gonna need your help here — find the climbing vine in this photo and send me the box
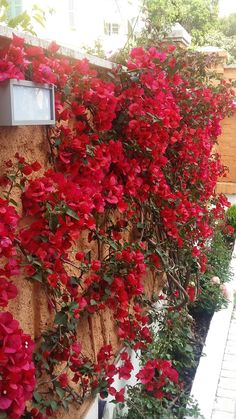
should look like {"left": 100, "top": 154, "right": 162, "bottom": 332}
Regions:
{"left": 0, "top": 34, "right": 234, "bottom": 417}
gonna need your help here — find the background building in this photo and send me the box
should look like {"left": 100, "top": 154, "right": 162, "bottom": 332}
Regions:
{"left": 8, "top": 0, "right": 142, "bottom": 54}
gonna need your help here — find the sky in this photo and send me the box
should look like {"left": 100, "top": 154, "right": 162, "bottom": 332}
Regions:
{"left": 219, "top": 0, "right": 236, "bottom": 16}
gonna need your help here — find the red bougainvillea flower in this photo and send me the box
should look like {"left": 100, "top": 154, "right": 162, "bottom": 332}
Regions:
{"left": 109, "top": 386, "right": 125, "bottom": 402}
{"left": 58, "top": 373, "right": 69, "bottom": 388}
{"left": 136, "top": 359, "right": 155, "bottom": 384}
{"left": 186, "top": 285, "right": 196, "bottom": 302}
{"left": 0, "top": 200, "right": 19, "bottom": 294}
{"left": 0, "top": 312, "right": 35, "bottom": 418}
{"left": 118, "top": 352, "right": 133, "bottom": 380}
{"left": 136, "top": 358, "right": 179, "bottom": 398}
{"left": 0, "top": 198, "right": 19, "bottom": 259}
{"left": 29, "top": 407, "right": 46, "bottom": 419}
{"left": 0, "top": 277, "right": 17, "bottom": 307}
{"left": 222, "top": 224, "right": 234, "bottom": 236}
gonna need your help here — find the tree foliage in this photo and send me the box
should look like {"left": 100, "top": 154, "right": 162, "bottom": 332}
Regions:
{"left": 139, "top": 0, "right": 236, "bottom": 62}
{"left": 220, "top": 12, "right": 236, "bottom": 37}
{"left": 0, "top": 0, "right": 45, "bottom": 35}
{"left": 142, "top": 0, "right": 219, "bottom": 45}
{"left": 203, "top": 29, "right": 236, "bottom": 63}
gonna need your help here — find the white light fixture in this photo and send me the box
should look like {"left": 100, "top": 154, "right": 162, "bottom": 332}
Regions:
{"left": 0, "top": 79, "right": 55, "bottom": 126}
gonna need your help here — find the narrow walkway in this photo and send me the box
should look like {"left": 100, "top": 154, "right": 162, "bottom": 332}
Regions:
{"left": 211, "top": 308, "right": 236, "bottom": 419}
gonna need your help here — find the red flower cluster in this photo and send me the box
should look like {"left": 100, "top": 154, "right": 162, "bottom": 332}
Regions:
{"left": 0, "top": 199, "right": 19, "bottom": 306}
{"left": 20, "top": 171, "right": 96, "bottom": 288}
{"left": 0, "top": 312, "right": 35, "bottom": 418}
{"left": 84, "top": 247, "right": 146, "bottom": 312}
{"left": 93, "top": 346, "right": 132, "bottom": 402}
{"left": 0, "top": 198, "right": 18, "bottom": 259}
{"left": 136, "top": 358, "right": 179, "bottom": 399}
{"left": 222, "top": 224, "right": 235, "bottom": 236}
{"left": 0, "top": 277, "right": 17, "bottom": 307}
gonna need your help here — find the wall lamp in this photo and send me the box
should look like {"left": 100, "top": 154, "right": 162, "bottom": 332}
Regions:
{"left": 0, "top": 79, "right": 55, "bottom": 126}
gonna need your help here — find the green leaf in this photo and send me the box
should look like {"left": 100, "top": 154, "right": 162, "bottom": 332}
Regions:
{"left": 104, "top": 274, "right": 113, "bottom": 284}
{"left": 33, "top": 391, "right": 42, "bottom": 403}
{"left": 55, "top": 138, "right": 61, "bottom": 146}
{"left": 37, "top": 235, "right": 49, "bottom": 243}
{"left": 55, "top": 311, "right": 68, "bottom": 326}
{"left": 32, "top": 259, "right": 43, "bottom": 267}
{"left": 32, "top": 272, "right": 43, "bottom": 283}
{"left": 9, "top": 198, "right": 18, "bottom": 206}
{"left": 33, "top": 13, "right": 45, "bottom": 26}
{"left": 68, "top": 320, "right": 77, "bottom": 331}
{"left": 137, "top": 222, "right": 144, "bottom": 229}
{"left": 185, "top": 344, "right": 193, "bottom": 353}
{"left": 49, "top": 214, "right": 59, "bottom": 231}
{"left": 56, "top": 386, "right": 66, "bottom": 398}
{"left": 46, "top": 202, "right": 52, "bottom": 212}
{"left": 65, "top": 207, "right": 79, "bottom": 220}
{"left": 15, "top": 182, "right": 25, "bottom": 191}
{"left": 69, "top": 301, "right": 79, "bottom": 311}
{"left": 146, "top": 112, "right": 163, "bottom": 123}
{"left": 108, "top": 240, "right": 118, "bottom": 250}
{"left": 90, "top": 299, "right": 97, "bottom": 306}
{"left": 62, "top": 399, "right": 69, "bottom": 410}
{"left": 105, "top": 287, "right": 111, "bottom": 295}
{"left": 50, "top": 400, "right": 59, "bottom": 412}
{"left": 69, "top": 276, "right": 81, "bottom": 287}
{"left": 63, "top": 85, "right": 71, "bottom": 96}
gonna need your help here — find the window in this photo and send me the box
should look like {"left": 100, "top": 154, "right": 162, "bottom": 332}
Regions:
{"left": 9, "top": 0, "right": 23, "bottom": 19}
{"left": 112, "top": 23, "right": 119, "bottom": 35}
{"left": 104, "top": 22, "right": 120, "bottom": 36}
{"left": 68, "top": 0, "right": 76, "bottom": 30}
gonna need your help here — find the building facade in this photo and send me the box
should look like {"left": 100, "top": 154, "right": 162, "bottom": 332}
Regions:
{"left": 8, "top": 0, "right": 142, "bottom": 54}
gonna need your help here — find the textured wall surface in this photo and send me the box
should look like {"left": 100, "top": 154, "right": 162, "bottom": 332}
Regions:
{"left": 217, "top": 112, "right": 236, "bottom": 195}
{"left": 0, "top": 125, "right": 50, "bottom": 342}
{"left": 0, "top": 126, "right": 90, "bottom": 418}
{"left": 216, "top": 65, "right": 236, "bottom": 195}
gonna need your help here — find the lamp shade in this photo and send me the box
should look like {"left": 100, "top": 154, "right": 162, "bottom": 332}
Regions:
{"left": 0, "top": 79, "right": 55, "bottom": 126}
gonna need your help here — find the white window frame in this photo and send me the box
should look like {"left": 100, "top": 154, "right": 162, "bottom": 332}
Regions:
{"left": 104, "top": 21, "right": 120, "bottom": 36}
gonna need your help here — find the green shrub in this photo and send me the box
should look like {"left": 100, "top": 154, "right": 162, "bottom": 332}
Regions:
{"left": 113, "top": 308, "right": 201, "bottom": 418}
{"left": 115, "top": 385, "right": 202, "bottom": 418}
{"left": 115, "top": 227, "right": 232, "bottom": 418}
{"left": 146, "top": 308, "right": 196, "bottom": 377}
{"left": 207, "top": 229, "right": 232, "bottom": 282}
{"left": 191, "top": 279, "right": 229, "bottom": 315}
{"left": 190, "top": 229, "right": 231, "bottom": 315}
{"left": 226, "top": 204, "right": 236, "bottom": 232}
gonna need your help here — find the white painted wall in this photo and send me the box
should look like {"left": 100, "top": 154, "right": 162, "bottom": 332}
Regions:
{"left": 226, "top": 194, "right": 236, "bottom": 206}
{"left": 83, "top": 348, "right": 141, "bottom": 419}
{"left": 20, "top": 0, "right": 143, "bottom": 54}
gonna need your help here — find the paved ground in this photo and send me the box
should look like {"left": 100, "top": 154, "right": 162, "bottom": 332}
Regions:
{"left": 211, "top": 308, "right": 236, "bottom": 419}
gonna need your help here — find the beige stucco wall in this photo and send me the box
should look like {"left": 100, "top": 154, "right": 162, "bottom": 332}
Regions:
{"left": 215, "top": 65, "right": 236, "bottom": 195}
{"left": 1, "top": 125, "right": 49, "bottom": 341}
{"left": 216, "top": 112, "right": 236, "bottom": 195}
{"left": 0, "top": 126, "right": 94, "bottom": 418}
